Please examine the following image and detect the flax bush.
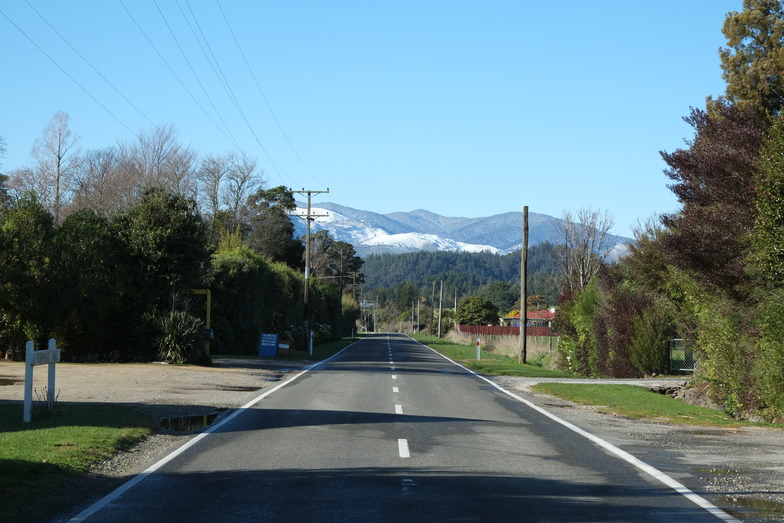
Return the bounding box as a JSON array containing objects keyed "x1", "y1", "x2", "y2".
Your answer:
[{"x1": 153, "y1": 309, "x2": 208, "y2": 365}]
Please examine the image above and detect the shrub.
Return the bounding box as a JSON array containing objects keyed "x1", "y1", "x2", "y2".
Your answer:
[
  {"x1": 554, "y1": 278, "x2": 600, "y2": 376},
  {"x1": 593, "y1": 268, "x2": 641, "y2": 378},
  {"x1": 153, "y1": 309, "x2": 209, "y2": 365},
  {"x1": 754, "y1": 290, "x2": 784, "y2": 421},
  {"x1": 629, "y1": 300, "x2": 672, "y2": 376}
]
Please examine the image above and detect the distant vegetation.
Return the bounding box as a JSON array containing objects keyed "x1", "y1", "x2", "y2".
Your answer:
[{"x1": 362, "y1": 244, "x2": 560, "y2": 314}]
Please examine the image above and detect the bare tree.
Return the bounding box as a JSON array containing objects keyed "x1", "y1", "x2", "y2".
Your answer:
[
  {"x1": 555, "y1": 207, "x2": 616, "y2": 293},
  {"x1": 197, "y1": 152, "x2": 232, "y2": 219},
  {"x1": 0, "y1": 135, "x2": 6, "y2": 170},
  {"x1": 224, "y1": 152, "x2": 263, "y2": 223},
  {"x1": 71, "y1": 146, "x2": 131, "y2": 215},
  {"x1": 161, "y1": 145, "x2": 197, "y2": 197},
  {"x1": 127, "y1": 124, "x2": 196, "y2": 197},
  {"x1": 17, "y1": 112, "x2": 81, "y2": 223}
]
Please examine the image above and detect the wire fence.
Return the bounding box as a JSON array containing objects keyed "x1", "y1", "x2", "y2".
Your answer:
[{"x1": 669, "y1": 339, "x2": 697, "y2": 372}]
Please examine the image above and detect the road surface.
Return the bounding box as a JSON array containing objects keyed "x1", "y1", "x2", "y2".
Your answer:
[{"x1": 70, "y1": 333, "x2": 735, "y2": 522}]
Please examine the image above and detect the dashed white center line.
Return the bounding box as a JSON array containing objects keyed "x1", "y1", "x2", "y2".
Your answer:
[
  {"x1": 393, "y1": 386, "x2": 399, "y2": 393},
  {"x1": 395, "y1": 404, "x2": 403, "y2": 415},
  {"x1": 391, "y1": 366, "x2": 396, "y2": 371},
  {"x1": 398, "y1": 439, "x2": 410, "y2": 458},
  {"x1": 392, "y1": 375, "x2": 397, "y2": 380}
]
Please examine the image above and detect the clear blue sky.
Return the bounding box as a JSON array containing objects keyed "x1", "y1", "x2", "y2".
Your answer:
[{"x1": 1, "y1": 1, "x2": 742, "y2": 236}]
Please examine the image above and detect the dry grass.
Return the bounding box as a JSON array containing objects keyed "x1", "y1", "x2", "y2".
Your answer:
[{"x1": 444, "y1": 330, "x2": 560, "y2": 369}]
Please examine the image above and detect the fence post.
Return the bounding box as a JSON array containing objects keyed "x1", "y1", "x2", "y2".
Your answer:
[
  {"x1": 23, "y1": 341, "x2": 34, "y2": 423},
  {"x1": 47, "y1": 338, "x2": 56, "y2": 411}
]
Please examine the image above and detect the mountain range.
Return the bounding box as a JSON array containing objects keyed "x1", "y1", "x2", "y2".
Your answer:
[{"x1": 292, "y1": 202, "x2": 632, "y2": 259}]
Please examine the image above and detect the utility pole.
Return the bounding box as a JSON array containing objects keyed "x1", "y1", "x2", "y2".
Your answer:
[
  {"x1": 519, "y1": 206, "x2": 529, "y2": 364},
  {"x1": 293, "y1": 188, "x2": 329, "y2": 346},
  {"x1": 437, "y1": 280, "x2": 444, "y2": 338},
  {"x1": 429, "y1": 281, "x2": 436, "y2": 335},
  {"x1": 417, "y1": 298, "x2": 420, "y2": 334}
]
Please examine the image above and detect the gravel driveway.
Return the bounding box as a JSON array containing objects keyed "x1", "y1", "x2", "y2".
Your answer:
[{"x1": 1, "y1": 358, "x2": 782, "y2": 521}]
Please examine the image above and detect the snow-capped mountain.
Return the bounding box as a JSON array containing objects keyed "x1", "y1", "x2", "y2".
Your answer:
[{"x1": 292, "y1": 202, "x2": 632, "y2": 258}]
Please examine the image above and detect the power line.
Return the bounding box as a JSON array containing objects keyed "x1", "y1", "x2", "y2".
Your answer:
[
  {"x1": 0, "y1": 6, "x2": 137, "y2": 136},
  {"x1": 152, "y1": 0, "x2": 241, "y2": 149},
  {"x1": 181, "y1": 0, "x2": 296, "y2": 187},
  {"x1": 118, "y1": 0, "x2": 241, "y2": 150},
  {"x1": 217, "y1": 0, "x2": 327, "y2": 189},
  {"x1": 23, "y1": 0, "x2": 157, "y2": 130}
]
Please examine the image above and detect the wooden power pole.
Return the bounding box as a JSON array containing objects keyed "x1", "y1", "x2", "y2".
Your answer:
[
  {"x1": 519, "y1": 206, "x2": 528, "y2": 364},
  {"x1": 293, "y1": 188, "x2": 329, "y2": 346}
]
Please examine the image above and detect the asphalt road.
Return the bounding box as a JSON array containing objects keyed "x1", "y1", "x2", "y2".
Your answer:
[{"x1": 70, "y1": 334, "x2": 735, "y2": 522}]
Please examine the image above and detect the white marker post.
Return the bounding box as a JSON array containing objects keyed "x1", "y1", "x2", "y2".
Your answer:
[
  {"x1": 476, "y1": 338, "x2": 481, "y2": 361},
  {"x1": 23, "y1": 338, "x2": 61, "y2": 422}
]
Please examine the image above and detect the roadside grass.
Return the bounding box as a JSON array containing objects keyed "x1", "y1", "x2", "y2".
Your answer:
[
  {"x1": 0, "y1": 402, "x2": 153, "y2": 521},
  {"x1": 414, "y1": 333, "x2": 784, "y2": 428},
  {"x1": 412, "y1": 333, "x2": 574, "y2": 378},
  {"x1": 532, "y1": 383, "x2": 784, "y2": 428}
]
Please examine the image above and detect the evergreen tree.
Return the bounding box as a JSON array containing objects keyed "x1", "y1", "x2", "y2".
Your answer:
[
  {"x1": 717, "y1": 0, "x2": 784, "y2": 118},
  {"x1": 455, "y1": 296, "x2": 499, "y2": 326},
  {"x1": 660, "y1": 102, "x2": 765, "y2": 294}
]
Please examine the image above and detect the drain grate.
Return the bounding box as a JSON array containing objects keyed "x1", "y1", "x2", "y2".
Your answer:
[{"x1": 160, "y1": 411, "x2": 224, "y2": 432}]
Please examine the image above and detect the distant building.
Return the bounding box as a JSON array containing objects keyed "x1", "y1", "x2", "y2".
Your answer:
[{"x1": 500, "y1": 308, "x2": 556, "y2": 328}]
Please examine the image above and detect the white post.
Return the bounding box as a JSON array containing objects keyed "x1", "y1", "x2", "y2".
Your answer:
[
  {"x1": 476, "y1": 338, "x2": 481, "y2": 361},
  {"x1": 47, "y1": 338, "x2": 56, "y2": 411},
  {"x1": 23, "y1": 338, "x2": 61, "y2": 422},
  {"x1": 23, "y1": 341, "x2": 34, "y2": 423}
]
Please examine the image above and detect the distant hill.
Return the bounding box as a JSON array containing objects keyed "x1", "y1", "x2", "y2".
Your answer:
[{"x1": 292, "y1": 202, "x2": 631, "y2": 258}]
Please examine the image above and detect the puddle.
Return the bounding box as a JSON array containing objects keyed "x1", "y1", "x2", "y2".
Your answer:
[
  {"x1": 722, "y1": 495, "x2": 784, "y2": 519},
  {"x1": 161, "y1": 411, "x2": 224, "y2": 432}
]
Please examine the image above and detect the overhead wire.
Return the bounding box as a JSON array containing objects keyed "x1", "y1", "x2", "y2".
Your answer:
[
  {"x1": 0, "y1": 6, "x2": 138, "y2": 137},
  {"x1": 23, "y1": 0, "x2": 157, "y2": 131},
  {"x1": 216, "y1": 0, "x2": 328, "y2": 189},
  {"x1": 4, "y1": 1, "x2": 324, "y2": 192},
  {"x1": 177, "y1": 0, "x2": 295, "y2": 186},
  {"x1": 118, "y1": 0, "x2": 241, "y2": 150},
  {"x1": 151, "y1": 0, "x2": 242, "y2": 151}
]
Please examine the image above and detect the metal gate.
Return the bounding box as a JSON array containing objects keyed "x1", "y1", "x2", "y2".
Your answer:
[{"x1": 669, "y1": 339, "x2": 696, "y2": 372}]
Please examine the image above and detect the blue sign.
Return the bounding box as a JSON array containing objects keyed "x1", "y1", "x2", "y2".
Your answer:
[{"x1": 258, "y1": 333, "x2": 279, "y2": 357}]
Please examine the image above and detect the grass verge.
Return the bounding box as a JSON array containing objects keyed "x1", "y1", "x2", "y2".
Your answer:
[
  {"x1": 414, "y1": 333, "x2": 783, "y2": 428},
  {"x1": 412, "y1": 333, "x2": 574, "y2": 378},
  {"x1": 531, "y1": 383, "x2": 782, "y2": 427},
  {"x1": 0, "y1": 402, "x2": 153, "y2": 521}
]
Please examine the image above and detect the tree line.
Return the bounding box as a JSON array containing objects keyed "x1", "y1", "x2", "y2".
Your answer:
[
  {"x1": 362, "y1": 244, "x2": 560, "y2": 315},
  {"x1": 0, "y1": 119, "x2": 363, "y2": 363},
  {"x1": 554, "y1": 0, "x2": 784, "y2": 422}
]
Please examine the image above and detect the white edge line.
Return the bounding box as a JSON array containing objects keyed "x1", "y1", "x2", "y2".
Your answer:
[
  {"x1": 407, "y1": 335, "x2": 739, "y2": 523},
  {"x1": 68, "y1": 341, "x2": 361, "y2": 522}
]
